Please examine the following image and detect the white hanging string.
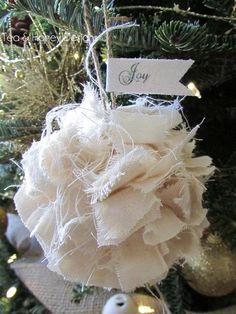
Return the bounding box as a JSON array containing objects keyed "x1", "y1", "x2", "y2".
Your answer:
[
  {"x1": 84, "y1": 22, "x2": 138, "y2": 106},
  {"x1": 82, "y1": 0, "x2": 109, "y2": 109}
]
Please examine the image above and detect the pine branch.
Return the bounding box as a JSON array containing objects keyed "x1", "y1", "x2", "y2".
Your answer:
[
  {"x1": 112, "y1": 22, "x2": 160, "y2": 53},
  {"x1": 15, "y1": 0, "x2": 81, "y2": 29},
  {"x1": 12, "y1": 0, "x2": 104, "y2": 34},
  {"x1": 155, "y1": 21, "x2": 210, "y2": 53},
  {"x1": 160, "y1": 266, "x2": 188, "y2": 314},
  {"x1": 0, "y1": 239, "x2": 46, "y2": 313},
  {"x1": 72, "y1": 285, "x2": 94, "y2": 303},
  {"x1": 117, "y1": 5, "x2": 236, "y2": 23},
  {"x1": 0, "y1": 163, "x2": 20, "y2": 197},
  {"x1": 0, "y1": 240, "x2": 12, "y2": 289},
  {"x1": 0, "y1": 142, "x2": 23, "y2": 163},
  {"x1": 0, "y1": 118, "x2": 41, "y2": 141},
  {"x1": 207, "y1": 167, "x2": 236, "y2": 249},
  {"x1": 155, "y1": 21, "x2": 236, "y2": 54},
  {"x1": 0, "y1": 11, "x2": 12, "y2": 29},
  {"x1": 203, "y1": 0, "x2": 235, "y2": 16},
  {"x1": 187, "y1": 54, "x2": 236, "y2": 89}
]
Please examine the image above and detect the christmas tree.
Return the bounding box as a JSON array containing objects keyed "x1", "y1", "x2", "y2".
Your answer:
[{"x1": 0, "y1": 1, "x2": 235, "y2": 313}]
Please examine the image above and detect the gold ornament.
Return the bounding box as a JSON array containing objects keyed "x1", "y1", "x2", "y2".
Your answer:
[
  {"x1": 0, "y1": 207, "x2": 8, "y2": 239},
  {"x1": 14, "y1": 69, "x2": 25, "y2": 80},
  {"x1": 73, "y1": 52, "x2": 80, "y2": 60},
  {"x1": 183, "y1": 234, "x2": 236, "y2": 297},
  {"x1": 1, "y1": 65, "x2": 7, "y2": 73},
  {"x1": 1, "y1": 92, "x2": 8, "y2": 101}
]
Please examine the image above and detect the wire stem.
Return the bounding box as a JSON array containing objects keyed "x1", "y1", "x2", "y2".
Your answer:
[
  {"x1": 117, "y1": 5, "x2": 236, "y2": 23},
  {"x1": 83, "y1": 0, "x2": 108, "y2": 110},
  {"x1": 102, "y1": 0, "x2": 116, "y2": 108}
]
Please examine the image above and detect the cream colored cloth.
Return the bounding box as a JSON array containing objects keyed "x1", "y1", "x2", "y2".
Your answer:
[{"x1": 14, "y1": 85, "x2": 215, "y2": 291}]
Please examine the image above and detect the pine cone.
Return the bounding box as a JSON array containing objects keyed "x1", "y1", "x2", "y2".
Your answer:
[{"x1": 4, "y1": 15, "x2": 32, "y2": 47}]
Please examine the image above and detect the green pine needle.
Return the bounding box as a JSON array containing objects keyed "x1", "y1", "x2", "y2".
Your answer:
[
  {"x1": 0, "y1": 118, "x2": 41, "y2": 141},
  {"x1": 72, "y1": 285, "x2": 94, "y2": 303},
  {"x1": 12, "y1": 0, "x2": 104, "y2": 34}
]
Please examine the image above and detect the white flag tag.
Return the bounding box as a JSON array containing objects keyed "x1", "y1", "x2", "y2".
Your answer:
[{"x1": 106, "y1": 58, "x2": 194, "y2": 96}]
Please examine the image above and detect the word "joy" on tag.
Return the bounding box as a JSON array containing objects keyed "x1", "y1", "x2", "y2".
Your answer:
[{"x1": 119, "y1": 62, "x2": 151, "y2": 86}]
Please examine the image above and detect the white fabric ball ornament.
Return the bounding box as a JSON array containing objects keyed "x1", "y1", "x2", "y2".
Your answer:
[{"x1": 14, "y1": 85, "x2": 215, "y2": 291}]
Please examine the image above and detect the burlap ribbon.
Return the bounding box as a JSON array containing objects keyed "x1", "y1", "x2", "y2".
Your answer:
[
  {"x1": 11, "y1": 257, "x2": 116, "y2": 314},
  {"x1": 11, "y1": 257, "x2": 236, "y2": 314}
]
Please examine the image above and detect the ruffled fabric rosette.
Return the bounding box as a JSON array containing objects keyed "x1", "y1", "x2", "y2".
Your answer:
[{"x1": 14, "y1": 86, "x2": 215, "y2": 291}]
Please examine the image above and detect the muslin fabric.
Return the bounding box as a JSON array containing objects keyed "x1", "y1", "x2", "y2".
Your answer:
[{"x1": 14, "y1": 85, "x2": 214, "y2": 291}]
